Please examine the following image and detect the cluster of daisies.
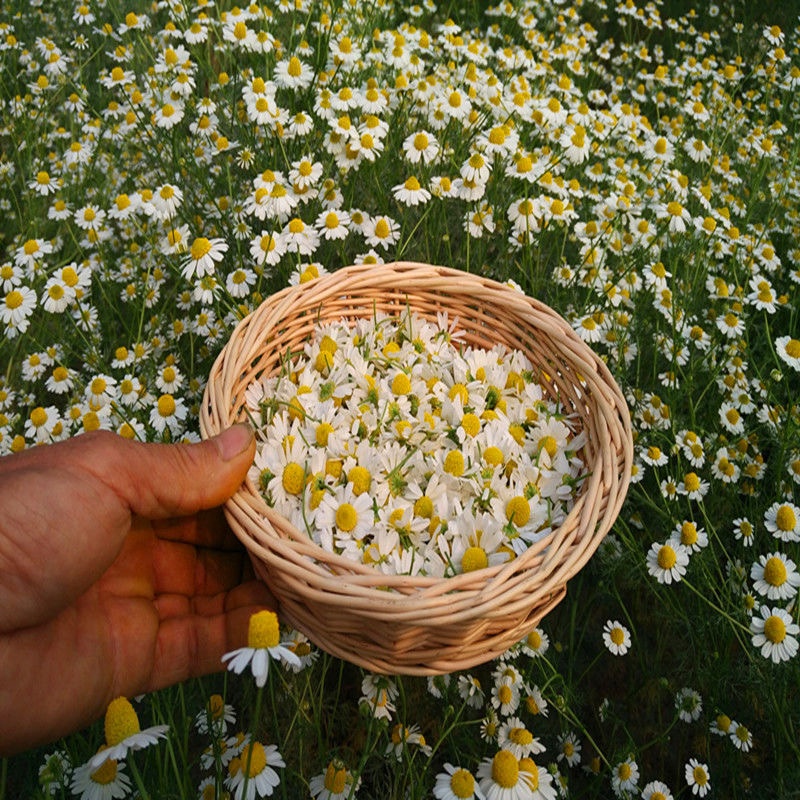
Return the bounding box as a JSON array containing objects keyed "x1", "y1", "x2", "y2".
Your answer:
[{"x1": 245, "y1": 310, "x2": 585, "y2": 576}]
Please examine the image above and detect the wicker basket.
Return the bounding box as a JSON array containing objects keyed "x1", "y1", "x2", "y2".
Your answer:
[{"x1": 200, "y1": 261, "x2": 633, "y2": 675}]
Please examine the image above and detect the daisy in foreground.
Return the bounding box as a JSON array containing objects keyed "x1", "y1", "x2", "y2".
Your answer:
[
  {"x1": 309, "y1": 757, "x2": 361, "y2": 800},
  {"x1": 749, "y1": 604, "x2": 800, "y2": 662},
  {"x1": 476, "y1": 750, "x2": 557, "y2": 800},
  {"x1": 88, "y1": 696, "x2": 169, "y2": 768},
  {"x1": 222, "y1": 609, "x2": 301, "y2": 686},
  {"x1": 433, "y1": 763, "x2": 486, "y2": 800},
  {"x1": 226, "y1": 739, "x2": 285, "y2": 800},
  {"x1": 70, "y1": 753, "x2": 131, "y2": 800}
]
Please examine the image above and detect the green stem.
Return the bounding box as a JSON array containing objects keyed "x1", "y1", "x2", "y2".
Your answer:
[{"x1": 127, "y1": 755, "x2": 151, "y2": 800}]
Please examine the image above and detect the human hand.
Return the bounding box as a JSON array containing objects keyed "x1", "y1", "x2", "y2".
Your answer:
[{"x1": 0, "y1": 425, "x2": 274, "y2": 756}]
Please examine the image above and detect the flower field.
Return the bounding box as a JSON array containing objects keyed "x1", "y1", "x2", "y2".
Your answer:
[{"x1": 1, "y1": 0, "x2": 799, "y2": 797}]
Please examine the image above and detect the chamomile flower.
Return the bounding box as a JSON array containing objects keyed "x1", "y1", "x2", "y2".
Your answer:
[
  {"x1": 729, "y1": 720, "x2": 754, "y2": 752},
  {"x1": 675, "y1": 687, "x2": 703, "y2": 722},
  {"x1": 641, "y1": 780, "x2": 673, "y2": 800},
  {"x1": 433, "y1": 763, "x2": 485, "y2": 800},
  {"x1": 222, "y1": 610, "x2": 302, "y2": 687},
  {"x1": 684, "y1": 759, "x2": 710, "y2": 797},
  {"x1": 309, "y1": 758, "x2": 361, "y2": 800},
  {"x1": 403, "y1": 130, "x2": 440, "y2": 164},
  {"x1": 360, "y1": 673, "x2": 398, "y2": 720},
  {"x1": 226, "y1": 740, "x2": 284, "y2": 800},
  {"x1": 194, "y1": 694, "x2": 236, "y2": 737},
  {"x1": 88, "y1": 697, "x2": 169, "y2": 769},
  {"x1": 491, "y1": 676, "x2": 522, "y2": 716},
  {"x1": 70, "y1": 752, "x2": 131, "y2": 800},
  {"x1": 392, "y1": 175, "x2": 431, "y2": 206},
  {"x1": 611, "y1": 757, "x2": 639, "y2": 797},
  {"x1": 751, "y1": 552, "x2": 800, "y2": 600},
  {"x1": 646, "y1": 540, "x2": 689, "y2": 584},
  {"x1": 181, "y1": 236, "x2": 228, "y2": 280},
  {"x1": 519, "y1": 627, "x2": 550, "y2": 658},
  {"x1": 476, "y1": 749, "x2": 536, "y2": 800},
  {"x1": 457, "y1": 674, "x2": 485, "y2": 709},
  {"x1": 602, "y1": 620, "x2": 631, "y2": 655},
  {"x1": 775, "y1": 336, "x2": 800, "y2": 371},
  {"x1": 497, "y1": 717, "x2": 545, "y2": 759},
  {"x1": 556, "y1": 732, "x2": 581, "y2": 767},
  {"x1": 764, "y1": 501, "x2": 800, "y2": 542},
  {"x1": 750, "y1": 604, "x2": 800, "y2": 662},
  {"x1": 363, "y1": 214, "x2": 401, "y2": 249}
]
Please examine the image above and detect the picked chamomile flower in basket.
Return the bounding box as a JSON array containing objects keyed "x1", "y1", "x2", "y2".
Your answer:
[
  {"x1": 222, "y1": 609, "x2": 301, "y2": 687},
  {"x1": 244, "y1": 307, "x2": 588, "y2": 578}
]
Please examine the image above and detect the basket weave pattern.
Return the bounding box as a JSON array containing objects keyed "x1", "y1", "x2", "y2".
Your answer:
[{"x1": 201, "y1": 262, "x2": 633, "y2": 675}]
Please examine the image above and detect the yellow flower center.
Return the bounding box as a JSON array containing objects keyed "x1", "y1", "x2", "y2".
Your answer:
[
  {"x1": 776, "y1": 505, "x2": 797, "y2": 532},
  {"x1": 29, "y1": 407, "x2": 48, "y2": 427},
  {"x1": 404, "y1": 176, "x2": 421, "y2": 191},
  {"x1": 288, "y1": 56, "x2": 302, "y2": 77},
  {"x1": 462, "y1": 546, "x2": 488, "y2": 573},
  {"x1": 657, "y1": 545, "x2": 677, "y2": 569},
  {"x1": 461, "y1": 413, "x2": 481, "y2": 438},
  {"x1": 406, "y1": 495, "x2": 431, "y2": 521},
  {"x1": 763, "y1": 556, "x2": 787, "y2": 586},
  {"x1": 190, "y1": 237, "x2": 212, "y2": 260},
  {"x1": 681, "y1": 522, "x2": 698, "y2": 546},
  {"x1": 617, "y1": 763, "x2": 632, "y2": 781},
  {"x1": 509, "y1": 727, "x2": 533, "y2": 746},
  {"x1": 282, "y1": 462, "x2": 305, "y2": 495},
  {"x1": 509, "y1": 424, "x2": 525, "y2": 445},
  {"x1": 348, "y1": 466, "x2": 371, "y2": 495},
  {"x1": 518, "y1": 757, "x2": 540, "y2": 789},
  {"x1": 450, "y1": 768, "x2": 475, "y2": 799},
  {"x1": 391, "y1": 372, "x2": 411, "y2": 395},
  {"x1": 491, "y1": 750, "x2": 519, "y2": 788},
  {"x1": 610, "y1": 627, "x2": 625, "y2": 645},
  {"x1": 5, "y1": 290, "x2": 23, "y2": 310},
  {"x1": 444, "y1": 450, "x2": 465, "y2": 477},
  {"x1": 683, "y1": 472, "x2": 700, "y2": 492},
  {"x1": 90, "y1": 755, "x2": 119, "y2": 785},
  {"x1": 207, "y1": 694, "x2": 225, "y2": 720},
  {"x1": 764, "y1": 614, "x2": 786, "y2": 643},
  {"x1": 288, "y1": 218, "x2": 305, "y2": 234},
  {"x1": 157, "y1": 394, "x2": 176, "y2": 417},
  {"x1": 374, "y1": 218, "x2": 390, "y2": 239},
  {"x1": 693, "y1": 765, "x2": 708, "y2": 786},
  {"x1": 240, "y1": 742, "x2": 267, "y2": 778},
  {"x1": 784, "y1": 339, "x2": 800, "y2": 358},
  {"x1": 315, "y1": 422, "x2": 334, "y2": 446},
  {"x1": 666, "y1": 200, "x2": 683, "y2": 217},
  {"x1": 506, "y1": 496, "x2": 530, "y2": 526},
  {"x1": 247, "y1": 610, "x2": 280, "y2": 648},
  {"x1": 336, "y1": 502, "x2": 358, "y2": 532},
  {"x1": 539, "y1": 435, "x2": 558, "y2": 458},
  {"x1": 324, "y1": 761, "x2": 347, "y2": 793},
  {"x1": 104, "y1": 697, "x2": 141, "y2": 746},
  {"x1": 484, "y1": 446, "x2": 503, "y2": 466}
]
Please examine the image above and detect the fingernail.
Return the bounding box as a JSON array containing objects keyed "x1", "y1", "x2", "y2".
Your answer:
[{"x1": 215, "y1": 423, "x2": 254, "y2": 461}]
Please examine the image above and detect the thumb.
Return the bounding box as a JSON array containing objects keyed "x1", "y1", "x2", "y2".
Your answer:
[{"x1": 71, "y1": 424, "x2": 256, "y2": 519}]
